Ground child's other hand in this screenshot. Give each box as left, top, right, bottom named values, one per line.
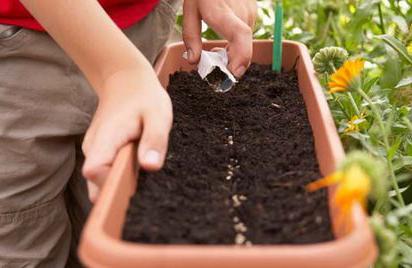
left=82, top=68, right=172, bottom=202
left=183, top=0, right=257, bottom=78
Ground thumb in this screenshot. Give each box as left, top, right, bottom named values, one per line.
left=182, top=0, right=202, bottom=64
left=138, top=109, right=172, bottom=171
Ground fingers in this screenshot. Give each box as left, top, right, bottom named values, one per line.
left=86, top=180, right=99, bottom=203
left=200, top=4, right=253, bottom=78
left=183, top=0, right=202, bottom=64
left=82, top=121, right=139, bottom=190
left=138, top=107, right=173, bottom=171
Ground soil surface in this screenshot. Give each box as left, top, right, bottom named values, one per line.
left=122, top=64, right=334, bottom=245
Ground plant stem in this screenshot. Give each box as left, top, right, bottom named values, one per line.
left=347, top=92, right=360, bottom=115
left=378, top=3, right=386, bottom=34
left=356, top=88, right=405, bottom=207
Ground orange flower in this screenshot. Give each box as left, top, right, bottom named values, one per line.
left=328, top=59, right=365, bottom=94
left=334, top=165, right=371, bottom=212
left=306, top=165, right=371, bottom=215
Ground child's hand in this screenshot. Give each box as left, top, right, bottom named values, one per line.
left=183, top=0, right=257, bottom=78
left=82, top=68, right=173, bottom=201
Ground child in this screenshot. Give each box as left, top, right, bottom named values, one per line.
left=0, top=0, right=256, bottom=266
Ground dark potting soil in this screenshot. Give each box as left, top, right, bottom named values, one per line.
left=122, top=64, right=334, bottom=245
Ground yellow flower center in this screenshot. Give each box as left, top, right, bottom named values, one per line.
left=344, top=113, right=366, bottom=134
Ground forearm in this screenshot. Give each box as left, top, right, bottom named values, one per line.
left=20, top=0, right=152, bottom=96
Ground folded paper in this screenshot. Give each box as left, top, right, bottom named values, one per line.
left=183, top=49, right=237, bottom=92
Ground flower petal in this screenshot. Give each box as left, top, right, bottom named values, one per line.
left=328, top=59, right=364, bottom=93
left=306, top=171, right=344, bottom=192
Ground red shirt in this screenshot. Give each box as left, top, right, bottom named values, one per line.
left=0, top=0, right=160, bottom=31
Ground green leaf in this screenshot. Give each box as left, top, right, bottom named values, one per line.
left=261, top=7, right=271, bottom=18
left=377, top=35, right=412, bottom=65
left=393, top=156, right=412, bottom=171
left=396, top=76, right=412, bottom=88
left=364, top=77, right=380, bottom=92
left=395, top=173, right=412, bottom=183
left=380, top=54, right=402, bottom=89
left=388, top=137, right=402, bottom=161
left=346, top=3, right=377, bottom=49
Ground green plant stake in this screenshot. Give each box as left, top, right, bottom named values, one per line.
left=272, top=0, right=283, bottom=72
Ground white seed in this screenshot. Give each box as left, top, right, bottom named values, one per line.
left=228, top=171, right=234, bottom=176
left=232, top=195, right=241, bottom=207
left=233, top=216, right=240, bottom=223
left=315, top=216, right=323, bottom=224
left=226, top=176, right=232, bottom=181
left=271, top=103, right=281, bottom=108
left=239, top=195, right=247, bottom=201
left=234, top=222, right=248, bottom=233
left=235, top=233, right=246, bottom=245
left=228, top=136, right=234, bottom=145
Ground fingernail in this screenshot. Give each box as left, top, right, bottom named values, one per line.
left=144, top=150, right=160, bottom=165
left=187, top=48, right=194, bottom=61
left=86, top=181, right=99, bottom=203
left=234, top=66, right=247, bottom=78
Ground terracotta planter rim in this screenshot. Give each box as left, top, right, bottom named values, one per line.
left=83, top=201, right=371, bottom=251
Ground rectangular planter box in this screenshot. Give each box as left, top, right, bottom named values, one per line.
left=79, top=40, right=377, bottom=268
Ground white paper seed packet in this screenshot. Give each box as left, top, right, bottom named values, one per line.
left=183, top=49, right=237, bottom=92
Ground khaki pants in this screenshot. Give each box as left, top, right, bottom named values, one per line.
left=0, top=1, right=178, bottom=267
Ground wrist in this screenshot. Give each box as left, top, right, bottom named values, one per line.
left=98, top=60, right=158, bottom=99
